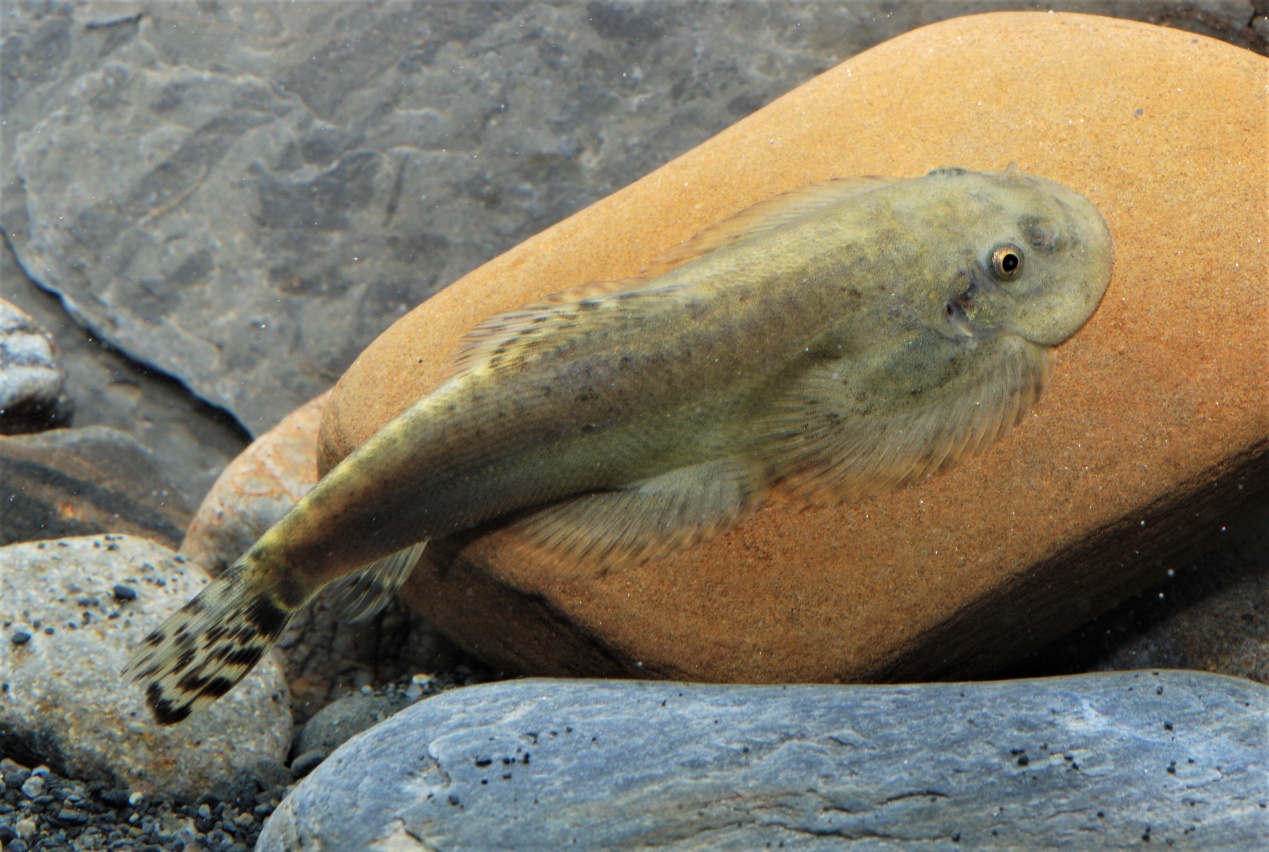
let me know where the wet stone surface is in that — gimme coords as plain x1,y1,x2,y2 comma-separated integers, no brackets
259,672,1269,849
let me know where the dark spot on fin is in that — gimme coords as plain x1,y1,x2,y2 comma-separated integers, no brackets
200,677,236,699
147,683,191,725
246,596,289,639
122,559,300,725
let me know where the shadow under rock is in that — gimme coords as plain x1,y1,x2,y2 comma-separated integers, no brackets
1006,502,1269,684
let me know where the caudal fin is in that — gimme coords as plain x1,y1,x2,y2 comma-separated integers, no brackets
122,560,296,725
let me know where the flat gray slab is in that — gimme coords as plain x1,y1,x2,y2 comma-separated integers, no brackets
260,671,1269,849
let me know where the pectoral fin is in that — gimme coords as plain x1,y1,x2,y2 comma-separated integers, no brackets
322,541,428,622
761,337,1054,503
501,457,769,579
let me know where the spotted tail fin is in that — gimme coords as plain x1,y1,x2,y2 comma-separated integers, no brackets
122,558,297,725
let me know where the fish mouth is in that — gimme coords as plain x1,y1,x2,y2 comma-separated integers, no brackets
944,294,976,341
942,267,1003,344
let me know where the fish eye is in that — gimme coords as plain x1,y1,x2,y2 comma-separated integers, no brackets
990,244,1024,279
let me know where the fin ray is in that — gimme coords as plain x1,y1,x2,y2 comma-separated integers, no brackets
445,178,895,383
500,458,769,579
761,337,1054,502
322,541,427,623
639,177,896,278
443,281,664,381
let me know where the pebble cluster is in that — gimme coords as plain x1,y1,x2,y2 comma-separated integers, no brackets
0,668,480,850
0,756,286,852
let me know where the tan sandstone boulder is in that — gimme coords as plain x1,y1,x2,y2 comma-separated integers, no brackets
317,12,1268,682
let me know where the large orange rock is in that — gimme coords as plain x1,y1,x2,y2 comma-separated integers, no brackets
319,13,1268,682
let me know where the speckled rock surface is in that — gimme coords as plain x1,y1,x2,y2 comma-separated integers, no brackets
259,672,1269,849
320,13,1268,684
0,298,71,435
0,535,292,803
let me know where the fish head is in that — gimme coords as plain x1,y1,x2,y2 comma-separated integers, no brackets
930,168,1113,348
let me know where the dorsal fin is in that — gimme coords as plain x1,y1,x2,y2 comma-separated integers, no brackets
442,278,662,380
444,177,894,383
638,177,895,278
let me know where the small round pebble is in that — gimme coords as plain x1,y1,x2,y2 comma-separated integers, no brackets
19,774,45,798
10,630,31,645
112,584,138,601
290,750,327,779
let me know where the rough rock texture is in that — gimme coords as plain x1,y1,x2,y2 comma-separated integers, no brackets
2,2,1261,436
0,425,193,548
259,672,1269,849
319,13,1269,684
0,535,292,803
0,298,71,434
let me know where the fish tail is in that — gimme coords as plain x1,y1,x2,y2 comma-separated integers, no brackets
122,554,299,725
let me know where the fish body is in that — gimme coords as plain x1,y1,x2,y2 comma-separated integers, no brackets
125,167,1113,723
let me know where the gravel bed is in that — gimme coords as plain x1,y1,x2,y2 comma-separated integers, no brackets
0,669,486,850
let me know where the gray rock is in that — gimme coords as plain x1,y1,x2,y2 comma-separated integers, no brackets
260,672,1269,849
0,425,193,548
2,231,246,512
0,535,292,804
0,298,71,434
3,1,1257,434
2,0,848,433
290,690,414,776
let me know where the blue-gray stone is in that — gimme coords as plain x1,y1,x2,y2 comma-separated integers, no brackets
260,671,1268,849
0,298,70,434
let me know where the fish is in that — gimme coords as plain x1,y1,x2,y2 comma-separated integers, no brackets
124,166,1113,723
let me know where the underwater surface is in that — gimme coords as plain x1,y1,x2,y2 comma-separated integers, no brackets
1,2,1266,850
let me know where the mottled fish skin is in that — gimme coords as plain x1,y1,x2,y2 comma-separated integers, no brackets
124,167,1112,723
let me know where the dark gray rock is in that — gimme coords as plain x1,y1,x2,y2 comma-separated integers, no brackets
260,672,1269,849
290,690,414,777
0,298,71,434
1,236,247,511
2,0,852,433
0,425,193,547
0,535,292,804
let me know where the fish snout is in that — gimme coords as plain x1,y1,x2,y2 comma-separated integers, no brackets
941,266,1003,344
